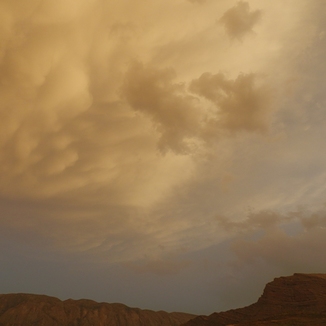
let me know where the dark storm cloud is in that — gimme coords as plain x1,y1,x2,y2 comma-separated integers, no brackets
190,71,271,133
219,1,262,40
122,62,204,153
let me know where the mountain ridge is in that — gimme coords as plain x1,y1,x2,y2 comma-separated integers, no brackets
1,273,326,325
0,293,195,326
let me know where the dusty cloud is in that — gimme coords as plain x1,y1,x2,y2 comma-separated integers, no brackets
219,1,262,40
123,62,272,153
190,72,271,133
0,0,321,268
215,209,288,232
217,207,326,272
0,0,197,208
122,62,204,153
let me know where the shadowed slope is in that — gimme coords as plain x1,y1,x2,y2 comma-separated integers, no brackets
0,293,195,326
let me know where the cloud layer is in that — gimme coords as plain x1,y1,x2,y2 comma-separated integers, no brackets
219,1,262,40
1,0,326,314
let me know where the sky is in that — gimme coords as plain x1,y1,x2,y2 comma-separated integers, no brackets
0,0,326,316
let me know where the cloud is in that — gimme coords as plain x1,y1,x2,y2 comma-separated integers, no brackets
0,0,319,268
216,209,288,232
0,0,205,258
122,62,205,153
190,72,271,133
232,226,326,271
223,207,326,272
122,63,273,155
219,1,262,40
0,2,198,208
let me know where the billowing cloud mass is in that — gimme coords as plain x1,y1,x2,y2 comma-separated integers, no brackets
190,72,270,133
122,62,203,153
219,1,262,40
0,0,326,316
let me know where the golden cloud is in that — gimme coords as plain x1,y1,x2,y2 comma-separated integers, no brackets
0,0,317,262
219,1,262,40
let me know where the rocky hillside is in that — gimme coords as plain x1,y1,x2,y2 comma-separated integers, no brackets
0,293,195,326
182,273,326,326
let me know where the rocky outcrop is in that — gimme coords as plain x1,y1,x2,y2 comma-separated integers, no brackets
0,293,195,326
182,273,326,326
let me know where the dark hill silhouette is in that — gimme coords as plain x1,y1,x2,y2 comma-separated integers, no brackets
182,273,326,326
0,293,195,326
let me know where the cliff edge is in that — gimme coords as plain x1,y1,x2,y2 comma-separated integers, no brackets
182,273,326,326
